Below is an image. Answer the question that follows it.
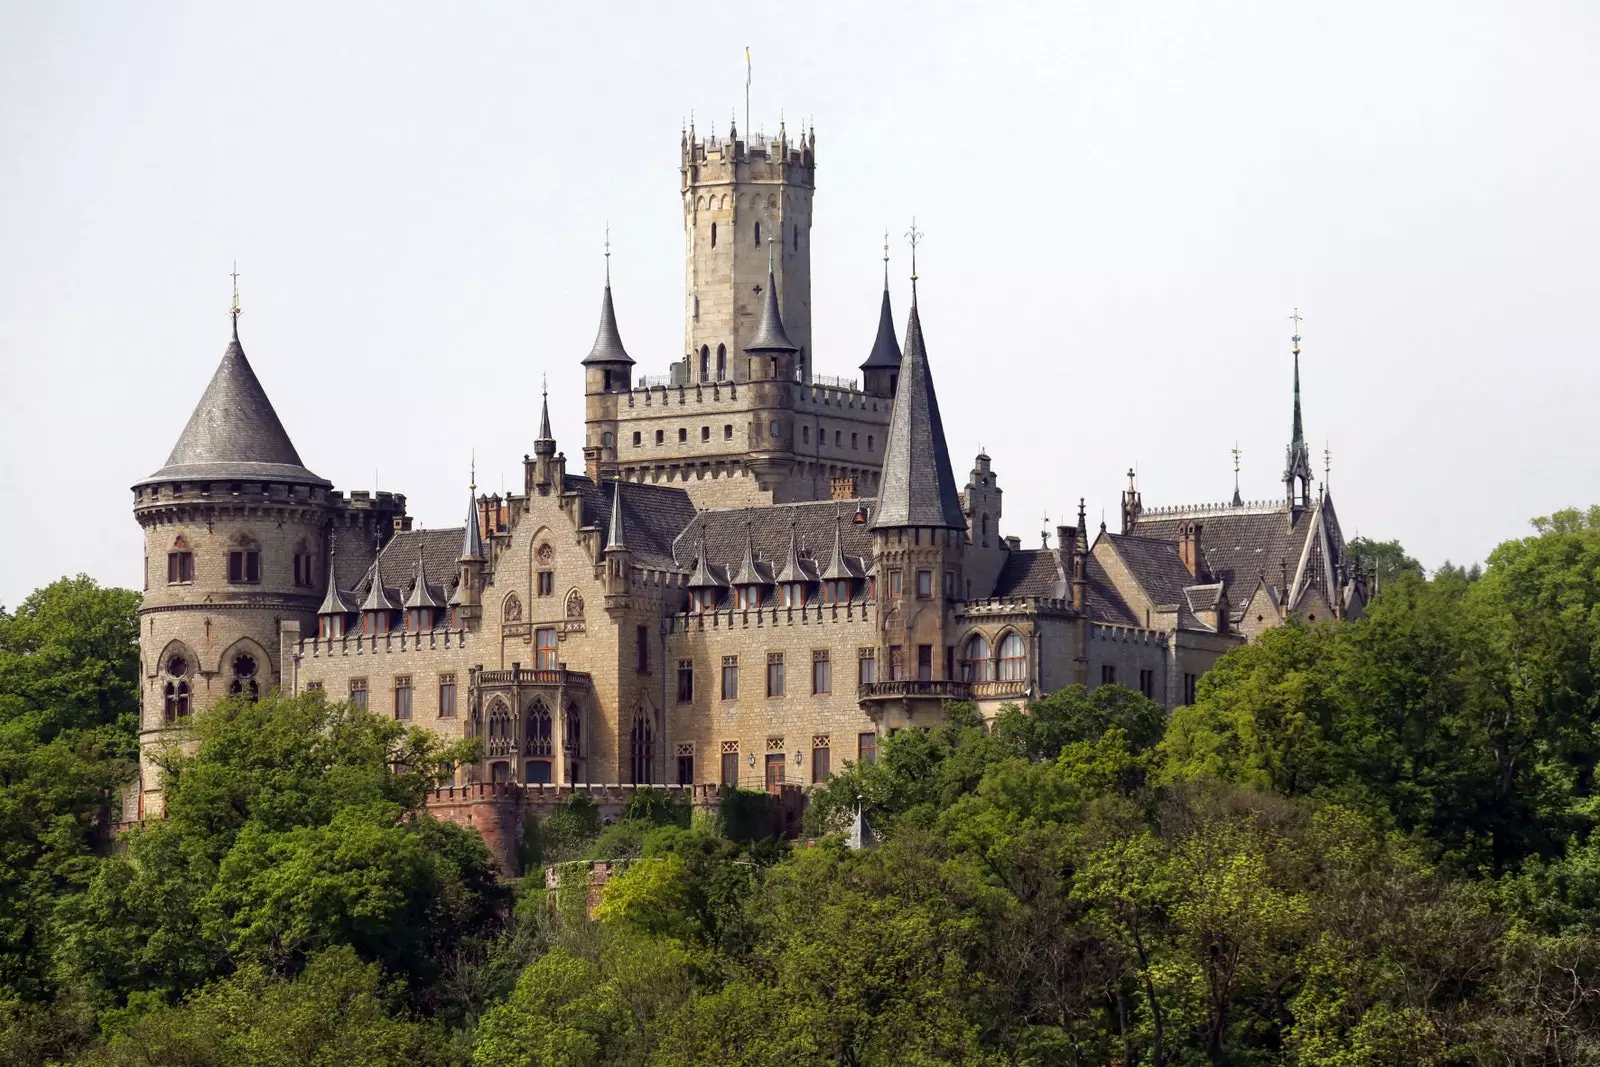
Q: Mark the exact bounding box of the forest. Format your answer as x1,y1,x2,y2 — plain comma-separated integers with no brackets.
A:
5,509,1600,1065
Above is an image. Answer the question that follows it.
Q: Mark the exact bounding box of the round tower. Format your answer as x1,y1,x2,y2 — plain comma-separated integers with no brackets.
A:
581,261,635,482
681,117,815,382
131,313,331,817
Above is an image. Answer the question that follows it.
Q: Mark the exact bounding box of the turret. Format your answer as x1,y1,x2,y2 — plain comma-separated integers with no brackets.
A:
741,243,800,492
1120,468,1142,534
860,244,902,399
582,254,634,481
532,383,557,492
602,480,631,614
131,301,332,818
453,485,485,624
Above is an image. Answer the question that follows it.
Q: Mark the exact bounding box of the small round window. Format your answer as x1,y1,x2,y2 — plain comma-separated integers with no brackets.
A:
232,653,257,679
166,655,188,678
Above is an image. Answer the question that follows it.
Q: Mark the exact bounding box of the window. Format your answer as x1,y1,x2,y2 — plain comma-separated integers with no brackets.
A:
867,435,874,451
228,548,260,584
916,570,933,598
1139,669,1156,699
679,427,687,443
537,571,554,597
603,371,613,391
630,711,654,784
535,627,558,671
858,732,878,766
677,659,694,703
700,346,710,380
889,570,904,599
655,429,664,445
962,634,993,682
636,625,650,673
998,633,1027,681
1101,665,1117,686
917,644,933,682
822,578,850,604
350,677,368,710
526,760,552,784
602,431,613,446
716,344,726,380
851,432,858,450
162,680,191,723
228,653,260,701
721,743,739,787
812,737,830,783
782,583,806,608
721,655,739,699
1184,673,1198,705
633,431,642,447
812,650,831,694
754,221,761,246
858,647,877,685
527,700,552,755
723,424,733,440
439,674,457,717
677,746,694,785
491,761,510,784
167,539,195,583
835,430,842,447
736,586,763,610
792,224,798,250
293,547,315,588
394,676,412,720
710,222,717,248
701,425,710,441
889,645,904,681
765,752,786,786
306,680,324,694
766,652,784,697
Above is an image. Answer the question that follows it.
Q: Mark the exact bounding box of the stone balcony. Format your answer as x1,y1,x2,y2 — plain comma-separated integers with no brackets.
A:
857,679,973,703
476,666,590,687
970,679,1029,700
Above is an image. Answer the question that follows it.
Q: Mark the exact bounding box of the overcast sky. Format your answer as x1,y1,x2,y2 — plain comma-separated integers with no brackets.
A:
2,3,1597,607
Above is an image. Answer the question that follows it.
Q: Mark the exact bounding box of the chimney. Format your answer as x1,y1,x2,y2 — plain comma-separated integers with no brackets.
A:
1177,522,1205,579
830,476,857,501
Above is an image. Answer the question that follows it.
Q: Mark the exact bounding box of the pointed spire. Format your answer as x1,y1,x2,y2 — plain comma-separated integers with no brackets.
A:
138,312,328,488
860,232,901,371
821,506,857,580
1231,443,1244,507
605,480,627,551
871,230,965,531
775,509,806,583
745,235,797,353
318,547,355,615
1283,310,1313,509
731,511,764,585
534,375,556,457
361,545,398,613
405,543,441,609
687,526,723,589
581,242,634,366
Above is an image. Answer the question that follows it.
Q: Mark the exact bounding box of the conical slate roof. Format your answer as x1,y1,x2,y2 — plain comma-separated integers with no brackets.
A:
870,291,966,530
605,480,628,551
774,511,806,584
361,549,398,613
460,491,485,560
138,324,328,488
860,274,901,370
318,549,356,615
581,276,635,366
404,545,441,609
745,262,798,354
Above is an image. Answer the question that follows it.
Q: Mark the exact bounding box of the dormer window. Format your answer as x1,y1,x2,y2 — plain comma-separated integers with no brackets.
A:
736,586,764,610
691,588,718,612
821,579,850,604
782,583,807,608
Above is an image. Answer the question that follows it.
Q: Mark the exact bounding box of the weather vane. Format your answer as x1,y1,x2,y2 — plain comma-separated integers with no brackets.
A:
1290,308,1303,354
905,217,923,283
229,261,240,322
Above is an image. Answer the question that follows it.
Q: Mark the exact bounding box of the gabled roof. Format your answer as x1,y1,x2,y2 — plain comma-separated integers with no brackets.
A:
605,480,628,551
138,324,328,488
580,275,635,366
356,527,463,607
1102,533,1197,607
675,500,874,586
870,293,965,530
988,548,1139,625
1130,502,1330,606
360,547,399,613
565,474,695,570
859,276,901,370
774,512,807,584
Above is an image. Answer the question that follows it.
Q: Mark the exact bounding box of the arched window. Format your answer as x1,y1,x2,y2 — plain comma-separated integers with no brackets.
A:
163,680,190,723
503,593,522,623
630,710,654,785
710,221,717,248
526,699,552,756
564,703,582,753
716,343,726,380
961,634,994,682
700,345,710,381
753,221,761,247
228,652,260,702
487,698,513,757
998,633,1027,681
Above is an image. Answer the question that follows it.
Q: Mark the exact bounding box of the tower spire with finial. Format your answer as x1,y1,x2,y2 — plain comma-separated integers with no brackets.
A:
905,217,923,297
229,261,241,337
1231,443,1243,507
1283,309,1314,514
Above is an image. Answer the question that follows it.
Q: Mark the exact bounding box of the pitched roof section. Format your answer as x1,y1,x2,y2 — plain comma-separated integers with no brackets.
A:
988,548,1138,625
869,295,965,530
317,550,357,615
356,527,464,606
675,500,874,582
139,325,328,488
1130,503,1327,606
580,275,635,366
860,277,901,370
564,474,695,570
1104,533,1198,607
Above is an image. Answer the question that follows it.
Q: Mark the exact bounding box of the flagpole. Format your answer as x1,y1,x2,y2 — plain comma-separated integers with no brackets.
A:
744,46,750,144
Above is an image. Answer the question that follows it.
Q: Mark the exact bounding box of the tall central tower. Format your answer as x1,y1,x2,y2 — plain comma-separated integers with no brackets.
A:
681,118,815,383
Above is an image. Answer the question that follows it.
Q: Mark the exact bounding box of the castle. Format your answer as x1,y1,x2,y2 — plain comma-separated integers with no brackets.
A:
130,117,1368,844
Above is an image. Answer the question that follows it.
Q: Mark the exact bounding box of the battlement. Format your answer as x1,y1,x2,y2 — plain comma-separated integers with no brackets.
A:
1136,500,1284,520
666,600,875,634
335,489,409,513
1091,623,1169,646
296,628,470,659
684,130,813,173
132,478,331,513
959,596,1077,618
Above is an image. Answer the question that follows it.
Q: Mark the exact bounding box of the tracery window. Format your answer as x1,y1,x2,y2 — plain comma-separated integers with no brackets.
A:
962,634,994,683
526,699,552,756
630,710,654,785
228,652,260,701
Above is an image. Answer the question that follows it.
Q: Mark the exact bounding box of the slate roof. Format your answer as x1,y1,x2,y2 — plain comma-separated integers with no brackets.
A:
1104,533,1197,607
580,278,635,366
138,325,329,488
745,263,798,353
566,475,696,570
990,548,1138,625
352,527,464,607
1131,505,1320,604
860,277,902,370
675,501,874,585
870,295,966,530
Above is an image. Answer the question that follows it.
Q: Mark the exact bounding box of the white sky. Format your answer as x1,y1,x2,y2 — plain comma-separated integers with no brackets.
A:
2,2,1597,606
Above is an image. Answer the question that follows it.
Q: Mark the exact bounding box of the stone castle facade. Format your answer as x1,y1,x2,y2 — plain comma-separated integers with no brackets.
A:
130,116,1368,833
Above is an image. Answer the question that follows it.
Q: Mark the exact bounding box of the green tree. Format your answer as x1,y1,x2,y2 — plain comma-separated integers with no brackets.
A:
1346,537,1423,588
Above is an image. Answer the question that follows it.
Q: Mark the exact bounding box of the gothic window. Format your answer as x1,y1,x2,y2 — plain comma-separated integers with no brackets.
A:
998,633,1027,681
162,679,191,723
526,699,552,756
503,593,522,623
168,537,194,584
630,710,654,785
962,635,994,682
537,543,555,565
753,221,761,247
487,699,512,753
166,654,189,679
228,652,260,701
565,590,584,618
716,343,726,380
700,346,710,381
563,703,582,754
